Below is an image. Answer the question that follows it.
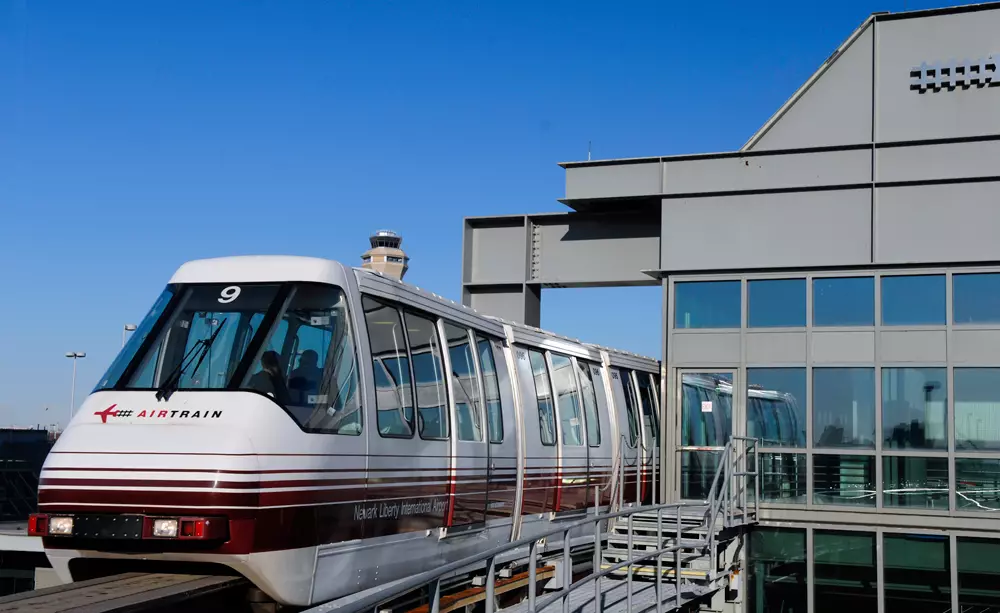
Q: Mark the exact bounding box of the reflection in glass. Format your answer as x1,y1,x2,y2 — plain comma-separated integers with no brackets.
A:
445,323,483,442
748,528,806,613
406,311,449,439
674,281,741,329
881,275,946,325
954,273,1000,324
814,530,877,613
748,279,806,327
576,361,601,447
747,369,806,447
882,367,947,450
956,458,1000,512
955,368,1000,451
681,451,720,500
476,338,503,444
96,288,175,391
529,350,556,445
636,373,659,448
681,373,733,447
757,453,806,504
620,368,639,447
883,534,951,613
550,354,584,446
813,277,874,326
814,368,875,448
958,537,1000,613
883,456,949,509
813,455,875,506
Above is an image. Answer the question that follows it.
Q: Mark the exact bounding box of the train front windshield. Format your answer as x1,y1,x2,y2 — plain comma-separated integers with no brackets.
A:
95,282,361,433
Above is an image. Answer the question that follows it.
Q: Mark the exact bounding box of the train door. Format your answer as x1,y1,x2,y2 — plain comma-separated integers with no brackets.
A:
635,372,660,504
441,322,488,530
360,297,452,538
548,352,589,512
474,333,517,529
577,359,613,507
609,367,641,505
676,370,737,501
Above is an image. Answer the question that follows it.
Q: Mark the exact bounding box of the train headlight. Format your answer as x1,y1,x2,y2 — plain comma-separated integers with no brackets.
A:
152,518,179,538
49,516,74,536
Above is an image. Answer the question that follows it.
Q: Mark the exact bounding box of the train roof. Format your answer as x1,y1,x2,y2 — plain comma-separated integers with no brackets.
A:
168,256,660,369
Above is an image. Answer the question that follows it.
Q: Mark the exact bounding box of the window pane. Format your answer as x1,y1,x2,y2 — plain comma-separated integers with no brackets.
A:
406,312,448,439
363,298,414,437
529,350,556,445
954,273,1000,324
550,354,583,446
445,323,483,442
748,279,806,327
747,368,806,448
681,451,720,500
96,288,176,390
958,537,1000,613
881,275,945,325
747,528,806,613
813,277,874,326
674,280,741,329
681,373,733,447
476,337,503,444
813,455,875,507
814,368,875,448
577,361,601,447
955,368,1000,451
636,373,659,447
757,453,806,504
956,458,1000,512
620,368,639,446
884,534,951,613
814,530,877,613
882,367,947,450
882,456,949,509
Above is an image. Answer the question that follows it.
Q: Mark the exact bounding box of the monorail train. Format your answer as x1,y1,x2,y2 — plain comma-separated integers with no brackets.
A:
30,256,663,606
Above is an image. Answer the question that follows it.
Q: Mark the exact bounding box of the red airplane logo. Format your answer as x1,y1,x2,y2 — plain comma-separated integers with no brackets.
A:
94,404,119,424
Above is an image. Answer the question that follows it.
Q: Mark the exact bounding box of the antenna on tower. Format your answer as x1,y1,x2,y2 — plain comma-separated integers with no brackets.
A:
588,141,592,161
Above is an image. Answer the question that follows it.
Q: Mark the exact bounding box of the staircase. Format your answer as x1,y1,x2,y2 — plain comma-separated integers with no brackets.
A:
601,438,759,599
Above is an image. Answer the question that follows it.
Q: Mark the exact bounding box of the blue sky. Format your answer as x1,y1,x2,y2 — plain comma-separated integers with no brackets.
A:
0,0,952,427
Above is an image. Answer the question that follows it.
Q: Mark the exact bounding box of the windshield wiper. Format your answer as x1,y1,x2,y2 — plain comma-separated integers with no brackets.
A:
156,318,228,400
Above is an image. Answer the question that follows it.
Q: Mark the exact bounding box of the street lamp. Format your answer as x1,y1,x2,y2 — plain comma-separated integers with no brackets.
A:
122,324,137,348
65,352,86,422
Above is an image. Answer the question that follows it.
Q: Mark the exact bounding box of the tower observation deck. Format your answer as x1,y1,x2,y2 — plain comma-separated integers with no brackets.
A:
361,230,409,280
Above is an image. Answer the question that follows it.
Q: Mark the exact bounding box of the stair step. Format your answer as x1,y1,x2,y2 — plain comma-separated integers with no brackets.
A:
600,563,711,580
606,536,707,549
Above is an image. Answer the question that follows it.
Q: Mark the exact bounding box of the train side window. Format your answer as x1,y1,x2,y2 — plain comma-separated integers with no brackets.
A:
528,350,557,446
362,297,415,438
577,360,601,447
405,311,450,440
444,322,484,442
620,368,639,447
476,335,503,444
550,353,584,446
636,373,659,446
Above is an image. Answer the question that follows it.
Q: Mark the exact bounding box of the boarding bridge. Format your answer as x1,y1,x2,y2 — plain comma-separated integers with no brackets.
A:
308,437,759,613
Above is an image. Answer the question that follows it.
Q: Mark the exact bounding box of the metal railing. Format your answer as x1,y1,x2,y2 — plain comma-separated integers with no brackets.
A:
307,438,758,613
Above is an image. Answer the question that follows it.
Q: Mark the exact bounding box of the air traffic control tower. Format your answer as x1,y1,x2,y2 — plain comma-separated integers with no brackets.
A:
461,3,1000,612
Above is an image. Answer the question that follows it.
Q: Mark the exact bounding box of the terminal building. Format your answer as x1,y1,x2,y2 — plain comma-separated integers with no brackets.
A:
461,3,1000,612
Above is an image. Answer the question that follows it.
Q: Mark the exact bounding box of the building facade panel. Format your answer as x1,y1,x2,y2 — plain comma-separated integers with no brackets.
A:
466,221,527,284
876,139,1000,184
880,330,948,363
810,331,876,363
670,332,741,365
746,332,808,364
564,161,661,200
534,217,659,285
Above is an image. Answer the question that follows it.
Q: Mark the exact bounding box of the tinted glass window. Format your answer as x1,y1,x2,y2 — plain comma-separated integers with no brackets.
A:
955,458,1000,512
955,368,1000,451
748,279,806,328
445,323,483,442
674,280,741,329
813,454,875,507
813,368,875,448
636,373,659,447
954,273,1000,324
884,534,951,613
362,298,414,437
747,528,806,613
406,312,449,440
882,456,948,509
959,537,1000,612
476,337,503,444
680,373,733,447
96,288,176,390
550,354,584,446
881,275,946,325
747,368,806,448
813,277,874,326
814,530,877,613
577,361,601,447
619,368,639,447
882,367,947,450
529,350,556,445
757,453,806,504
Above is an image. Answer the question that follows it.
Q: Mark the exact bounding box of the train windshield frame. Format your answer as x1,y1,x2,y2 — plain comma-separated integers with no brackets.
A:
95,281,362,433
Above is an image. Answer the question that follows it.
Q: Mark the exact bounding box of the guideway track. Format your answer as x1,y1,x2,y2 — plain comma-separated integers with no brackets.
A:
0,573,249,613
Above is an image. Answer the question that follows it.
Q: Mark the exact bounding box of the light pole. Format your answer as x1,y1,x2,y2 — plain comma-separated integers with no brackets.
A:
66,352,86,422
122,324,137,348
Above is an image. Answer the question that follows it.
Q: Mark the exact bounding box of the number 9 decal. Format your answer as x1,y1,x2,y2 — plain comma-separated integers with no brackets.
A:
218,286,242,304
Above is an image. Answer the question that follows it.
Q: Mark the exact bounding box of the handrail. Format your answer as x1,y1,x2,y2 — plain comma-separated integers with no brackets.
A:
308,438,760,613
